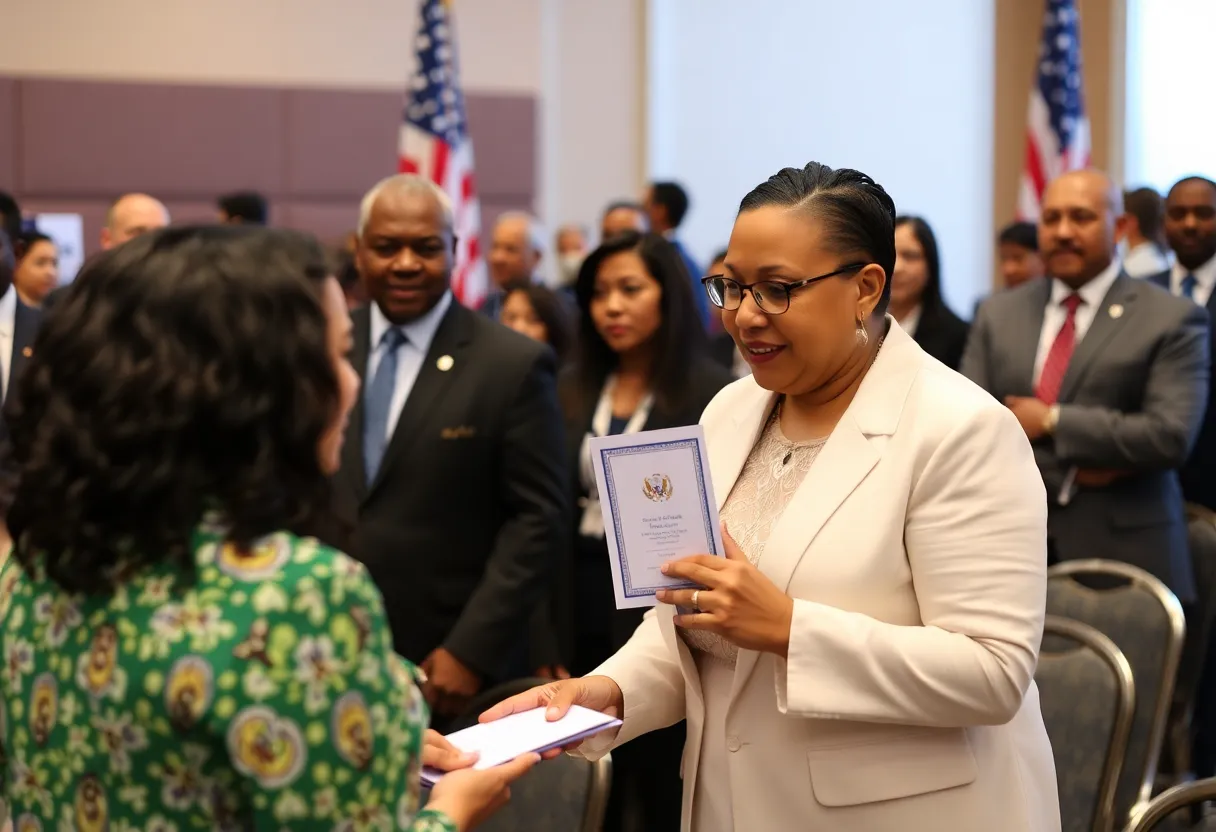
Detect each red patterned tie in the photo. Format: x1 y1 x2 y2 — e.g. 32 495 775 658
1035 293 1083 405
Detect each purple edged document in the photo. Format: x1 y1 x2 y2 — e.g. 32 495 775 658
589 425 724 609
420 706 622 786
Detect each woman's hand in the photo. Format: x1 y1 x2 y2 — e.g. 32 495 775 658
479 676 624 756
657 524 794 657
426 753 540 831
421 729 478 772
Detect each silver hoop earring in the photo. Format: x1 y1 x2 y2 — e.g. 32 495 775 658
856 321 869 347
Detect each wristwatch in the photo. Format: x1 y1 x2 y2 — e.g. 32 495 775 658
1042 404 1061 435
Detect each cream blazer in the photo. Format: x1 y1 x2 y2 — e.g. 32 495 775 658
580 320 1061 831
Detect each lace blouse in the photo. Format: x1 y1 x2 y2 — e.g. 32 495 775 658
681 406 826 664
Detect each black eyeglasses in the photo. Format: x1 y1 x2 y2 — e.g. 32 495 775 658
701 263 870 314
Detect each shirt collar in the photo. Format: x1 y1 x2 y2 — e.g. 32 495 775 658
0 285 17 337
369 290 453 355
1171 253 1216 291
1048 258 1122 309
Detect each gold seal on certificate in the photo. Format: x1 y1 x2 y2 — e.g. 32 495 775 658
642 473 674 502
589 425 724 609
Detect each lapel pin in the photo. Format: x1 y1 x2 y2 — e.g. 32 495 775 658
1109 304 1124 319
21 346 31 357
436 355 454 372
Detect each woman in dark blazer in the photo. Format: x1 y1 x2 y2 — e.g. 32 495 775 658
547 230 731 832
891 215 970 369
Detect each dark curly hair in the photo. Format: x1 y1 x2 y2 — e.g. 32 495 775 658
1 225 341 595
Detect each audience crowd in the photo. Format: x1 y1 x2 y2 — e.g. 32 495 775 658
0 163 1215 831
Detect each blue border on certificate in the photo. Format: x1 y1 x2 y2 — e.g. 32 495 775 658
599 438 719 598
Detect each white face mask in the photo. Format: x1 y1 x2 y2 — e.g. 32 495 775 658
558 252 584 287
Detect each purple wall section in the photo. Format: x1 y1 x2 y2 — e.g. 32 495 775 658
0 75 537 255
0 80 16 190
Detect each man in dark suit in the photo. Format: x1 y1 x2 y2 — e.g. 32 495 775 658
334 174 568 718
644 182 711 329
0 229 41 442
1148 176 1216 512
962 169 1210 602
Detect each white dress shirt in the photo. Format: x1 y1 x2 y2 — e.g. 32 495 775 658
1122 241 1170 279
1170 253 1216 308
367 291 453 441
1033 259 1122 385
0 285 18 399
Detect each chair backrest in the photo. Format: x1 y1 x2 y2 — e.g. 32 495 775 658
446 678 613 832
1122 775 1216 832
1179 505 1216 712
1038 615 1136 832
1047 560 1187 824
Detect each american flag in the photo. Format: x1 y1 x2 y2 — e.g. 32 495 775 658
399 0 486 306
1018 0 1091 220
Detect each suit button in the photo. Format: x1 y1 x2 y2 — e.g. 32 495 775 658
727 735 741 752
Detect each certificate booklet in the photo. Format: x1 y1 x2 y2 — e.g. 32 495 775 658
419 706 621 786
589 425 724 609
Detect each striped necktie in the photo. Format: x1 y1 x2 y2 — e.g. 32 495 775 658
363 327 407 485
1035 293 1083 405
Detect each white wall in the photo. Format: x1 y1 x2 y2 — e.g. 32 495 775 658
0 0 543 92
647 0 996 313
0 0 645 258
539 0 647 250
1124 0 1216 192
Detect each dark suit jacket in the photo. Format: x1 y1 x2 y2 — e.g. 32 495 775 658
911 300 970 370
42 285 68 315
709 331 738 371
0 298 41 444
962 274 1210 601
1148 269 1216 511
539 357 734 668
670 238 711 330
332 300 569 680
10 299 39 394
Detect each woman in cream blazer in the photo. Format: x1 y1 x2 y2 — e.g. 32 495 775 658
485 162 1060 831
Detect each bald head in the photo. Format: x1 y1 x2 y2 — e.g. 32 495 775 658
102 194 170 250
1053 169 1123 215
488 212 542 289
1038 169 1126 288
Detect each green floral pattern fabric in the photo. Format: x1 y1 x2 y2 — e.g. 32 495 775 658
0 520 457 831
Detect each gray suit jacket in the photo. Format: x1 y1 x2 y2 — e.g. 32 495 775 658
961 274 1210 601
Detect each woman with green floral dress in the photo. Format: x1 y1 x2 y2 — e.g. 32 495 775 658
0 226 537 831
